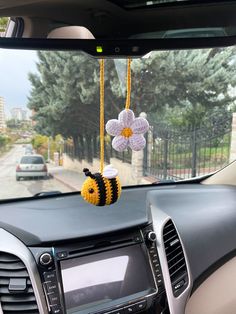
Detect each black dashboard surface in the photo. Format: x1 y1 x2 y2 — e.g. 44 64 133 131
148 184 236 284
0 183 236 288
0 188 152 245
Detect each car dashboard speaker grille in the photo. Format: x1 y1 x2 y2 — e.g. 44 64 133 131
163 219 188 297
0 252 39 314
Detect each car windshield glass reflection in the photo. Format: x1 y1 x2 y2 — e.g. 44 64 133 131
20 156 44 164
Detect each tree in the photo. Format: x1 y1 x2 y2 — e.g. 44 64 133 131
28 51 100 157
0 17 8 32
28 48 236 159
28 52 125 159
132 48 236 127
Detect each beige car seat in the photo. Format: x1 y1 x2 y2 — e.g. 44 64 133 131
47 26 95 39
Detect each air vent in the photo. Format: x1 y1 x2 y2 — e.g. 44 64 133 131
163 220 188 297
0 252 39 314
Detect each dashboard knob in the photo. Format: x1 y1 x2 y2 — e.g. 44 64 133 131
147 231 157 242
39 253 53 266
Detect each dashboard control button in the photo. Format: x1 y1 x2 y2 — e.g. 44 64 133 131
135 300 147 312
43 271 56 282
147 231 156 242
124 305 136 314
48 293 60 305
57 251 68 258
45 282 58 294
112 308 124 314
50 305 62 314
39 252 53 266
153 263 160 268
155 269 161 277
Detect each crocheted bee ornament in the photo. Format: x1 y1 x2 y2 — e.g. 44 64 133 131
81 165 121 206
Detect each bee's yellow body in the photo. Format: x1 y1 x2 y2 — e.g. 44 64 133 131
81 168 121 206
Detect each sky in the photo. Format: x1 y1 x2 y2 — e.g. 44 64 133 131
0 49 38 119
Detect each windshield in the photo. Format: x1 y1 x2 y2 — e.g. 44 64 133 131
20 156 44 164
0 47 235 200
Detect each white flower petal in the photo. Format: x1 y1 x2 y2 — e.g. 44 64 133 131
112 135 128 152
129 134 146 151
118 109 135 127
106 119 123 136
131 117 149 134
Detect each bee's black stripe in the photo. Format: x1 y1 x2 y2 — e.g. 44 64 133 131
110 178 118 204
95 174 106 206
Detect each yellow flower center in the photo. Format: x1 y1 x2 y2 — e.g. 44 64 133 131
121 127 133 138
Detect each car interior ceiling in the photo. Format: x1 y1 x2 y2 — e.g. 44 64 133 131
1 1 236 314
1 0 236 38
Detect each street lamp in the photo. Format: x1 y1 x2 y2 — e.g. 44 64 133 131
47 136 52 163
59 138 64 166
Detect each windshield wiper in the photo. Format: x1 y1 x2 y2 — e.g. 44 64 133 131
33 191 62 197
152 179 175 184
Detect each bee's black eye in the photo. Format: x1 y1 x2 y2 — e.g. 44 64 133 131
89 188 94 194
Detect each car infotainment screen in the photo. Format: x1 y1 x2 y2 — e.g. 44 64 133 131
60 244 156 314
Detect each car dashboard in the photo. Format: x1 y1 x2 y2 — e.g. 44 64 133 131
0 183 236 314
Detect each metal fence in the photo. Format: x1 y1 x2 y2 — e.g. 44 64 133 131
64 115 232 181
106 147 132 164
144 116 232 180
64 134 132 165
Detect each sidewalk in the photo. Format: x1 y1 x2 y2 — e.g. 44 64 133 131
48 165 84 191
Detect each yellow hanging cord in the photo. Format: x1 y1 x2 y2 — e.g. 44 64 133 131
125 58 132 110
100 59 105 173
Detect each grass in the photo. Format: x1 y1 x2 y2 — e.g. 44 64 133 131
151 145 230 170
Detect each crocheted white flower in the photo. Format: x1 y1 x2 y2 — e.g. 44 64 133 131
106 109 149 152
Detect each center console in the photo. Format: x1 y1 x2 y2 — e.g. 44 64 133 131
30 225 169 314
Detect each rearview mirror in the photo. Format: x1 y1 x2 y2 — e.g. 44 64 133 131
1 36 236 58
1 0 236 57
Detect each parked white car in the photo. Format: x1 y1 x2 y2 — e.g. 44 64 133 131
16 155 48 181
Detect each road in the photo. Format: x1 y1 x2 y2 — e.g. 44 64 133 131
0 145 73 200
